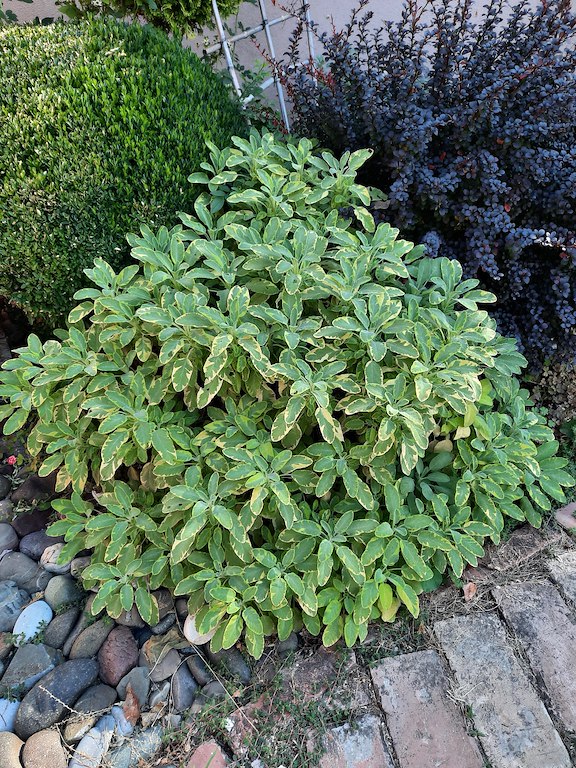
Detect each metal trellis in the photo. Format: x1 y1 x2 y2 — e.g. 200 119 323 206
208 0 316 131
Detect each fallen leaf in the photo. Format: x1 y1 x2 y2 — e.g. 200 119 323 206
463 582 477 602
123 684 140 726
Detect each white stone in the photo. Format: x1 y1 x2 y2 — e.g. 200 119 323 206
183 614 217 646
0 698 19 732
12 600 53 645
40 543 71 574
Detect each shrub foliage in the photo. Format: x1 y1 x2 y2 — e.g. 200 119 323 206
59 0 241 34
285 0 576 367
0 18 246 327
0 133 572 655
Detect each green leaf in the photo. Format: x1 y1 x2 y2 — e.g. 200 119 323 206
135 588 159 626
222 614 244 649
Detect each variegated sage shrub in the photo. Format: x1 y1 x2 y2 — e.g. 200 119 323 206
0 132 572 656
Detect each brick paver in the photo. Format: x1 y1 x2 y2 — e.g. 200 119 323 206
435 613 571 768
319 714 395 768
547 549 576 605
494 580 576 732
371 649 483 768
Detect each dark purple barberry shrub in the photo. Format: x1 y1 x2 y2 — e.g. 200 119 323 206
284 0 576 368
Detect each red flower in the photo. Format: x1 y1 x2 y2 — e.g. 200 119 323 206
6 456 17 466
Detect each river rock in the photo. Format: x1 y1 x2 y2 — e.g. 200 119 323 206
115 605 144 629
0 523 18 552
44 575 83 613
69 714 115 768
43 607 80 649
201 680 227 700
70 557 91 579
205 647 251 684
0 580 29 632
69 617 114 659
12 600 53 645
150 613 176 635
185 653 214 686
11 473 56 504
148 647 180 683
0 500 13 522
19 531 63 561
0 643 62 697
171 663 198 713
22 728 68 768
111 705 133 737
15 658 99 739
183 614 217 645
116 667 150 708
0 475 11 501
63 684 117 743
40 543 71 575
0 552 50 593
106 725 162 768
0 698 19 732
148 680 170 708
0 731 23 768
98 626 138 687
11 508 52 537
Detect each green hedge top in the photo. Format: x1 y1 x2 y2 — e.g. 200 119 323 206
0 18 247 327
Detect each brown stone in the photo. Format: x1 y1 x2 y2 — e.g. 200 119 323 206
435 613 570 768
319 714 394 768
187 739 228 768
11 472 57 504
11 508 52 537
371 650 483 768
98 626 138 686
227 695 273 757
494 580 576 731
22 729 67 768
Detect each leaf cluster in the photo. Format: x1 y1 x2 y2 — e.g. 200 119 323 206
58 0 241 34
284 0 576 369
0 17 246 328
0 132 572 656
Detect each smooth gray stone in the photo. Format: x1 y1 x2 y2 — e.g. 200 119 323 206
185 653 214 686
19 530 62 561
171 663 198 713
15 658 99 739
149 613 176 635
0 553 50 594
116 667 150 708
0 476 11 501
205 646 251 684
201 680 227 700
44 575 83 613
69 617 114 659
0 580 29 632
0 643 62 697
43 607 80 649
0 524 17 552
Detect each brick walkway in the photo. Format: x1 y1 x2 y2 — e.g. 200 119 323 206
317 542 576 768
